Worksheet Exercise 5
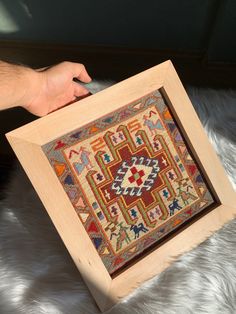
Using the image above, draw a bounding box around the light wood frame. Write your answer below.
[6,61,236,312]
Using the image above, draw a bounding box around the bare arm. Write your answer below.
[0,61,92,116]
[0,61,34,110]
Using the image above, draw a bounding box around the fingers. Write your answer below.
[64,61,92,83]
[36,62,92,83]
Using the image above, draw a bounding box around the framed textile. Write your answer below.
[6,61,236,312]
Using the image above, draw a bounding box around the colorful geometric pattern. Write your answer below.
[43,90,215,274]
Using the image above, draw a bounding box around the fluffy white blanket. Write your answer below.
[0,84,236,314]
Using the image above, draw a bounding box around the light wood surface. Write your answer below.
[6,60,236,312]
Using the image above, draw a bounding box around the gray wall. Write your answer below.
[207,0,236,63]
[0,0,235,62]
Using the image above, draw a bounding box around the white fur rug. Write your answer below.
[1,83,236,314]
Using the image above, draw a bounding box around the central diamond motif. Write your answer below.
[128,166,145,186]
[111,156,160,197]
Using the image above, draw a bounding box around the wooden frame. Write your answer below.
[6,61,236,312]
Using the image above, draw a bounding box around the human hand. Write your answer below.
[24,61,92,116]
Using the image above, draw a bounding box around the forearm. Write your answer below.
[0,61,38,110]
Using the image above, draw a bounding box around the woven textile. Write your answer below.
[43,90,215,274]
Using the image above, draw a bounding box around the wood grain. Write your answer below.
[6,60,236,312]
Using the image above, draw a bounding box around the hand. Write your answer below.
[24,61,92,116]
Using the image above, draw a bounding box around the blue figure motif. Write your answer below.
[130,208,138,218]
[73,147,92,175]
[163,189,169,198]
[143,115,163,136]
[168,198,182,216]
[136,136,143,145]
[104,153,111,163]
[92,202,99,210]
[130,223,149,239]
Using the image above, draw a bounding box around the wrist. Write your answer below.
[19,66,43,109]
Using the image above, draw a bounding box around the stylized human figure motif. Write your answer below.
[130,222,149,239]
[73,147,92,175]
[110,222,131,251]
[143,115,163,136]
[168,198,182,216]
[177,182,198,205]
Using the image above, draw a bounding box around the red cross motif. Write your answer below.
[128,167,145,186]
